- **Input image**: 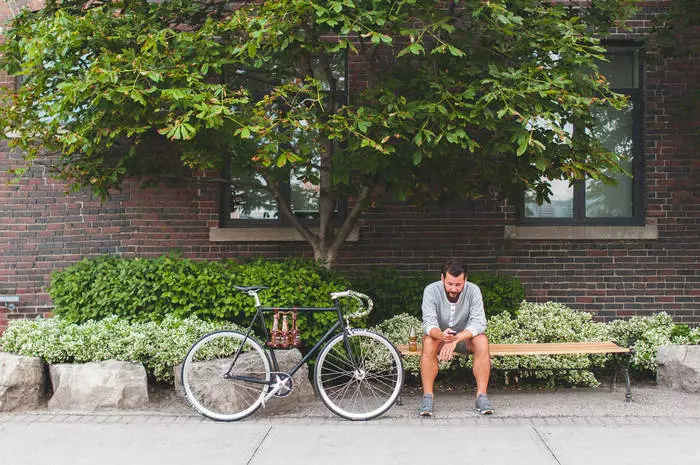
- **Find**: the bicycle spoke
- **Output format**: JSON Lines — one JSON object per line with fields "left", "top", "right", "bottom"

{"left": 182, "top": 331, "right": 270, "bottom": 422}
{"left": 316, "top": 331, "right": 403, "bottom": 420}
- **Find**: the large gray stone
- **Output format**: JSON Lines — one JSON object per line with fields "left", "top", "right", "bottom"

{"left": 49, "top": 360, "right": 149, "bottom": 411}
{"left": 656, "top": 345, "right": 700, "bottom": 393}
{"left": 176, "top": 348, "right": 315, "bottom": 415}
{"left": 0, "top": 352, "right": 47, "bottom": 411}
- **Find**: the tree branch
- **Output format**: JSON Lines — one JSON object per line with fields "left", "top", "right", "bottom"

{"left": 329, "top": 182, "right": 374, "bottom": 254}
{"left": 263, "top": 172, "right": 319, "bottom": 247}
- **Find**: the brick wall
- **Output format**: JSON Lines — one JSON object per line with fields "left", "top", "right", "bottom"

{"left": 1, "top": 1, "right": 699, "bottom": 331}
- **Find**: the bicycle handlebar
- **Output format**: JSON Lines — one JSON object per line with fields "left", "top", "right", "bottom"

{"left": 331, "top": 290, "right": 374, "bottom": 320}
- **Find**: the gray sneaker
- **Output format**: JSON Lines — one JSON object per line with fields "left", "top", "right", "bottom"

{"left": 475, "top": 394, "right": 494, "bottom": 415}
{"left": 419, "top": 394, "right": 434, "bottom": 417}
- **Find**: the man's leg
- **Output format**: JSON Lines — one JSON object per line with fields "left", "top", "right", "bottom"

{"left": 469, "top": 334, "right": 494, "bottom": 415}
{"left": 470, "top": 334, "right": 491, "bottom": 396}
{"left": 420, "top": 334, "right": 442, "bottom": 395}
{"left": 418, "top": 335, "right": 442, "bottom": 416}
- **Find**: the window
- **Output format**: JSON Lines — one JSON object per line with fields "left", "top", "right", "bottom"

{"left": 220, "top": 54, "right": 347, "bottom": 227}
{"left": 520, "top": 45, "right": 644, "bottom": 226}
{"left": 222, "top": 167, "right": 325, "bottom": 223}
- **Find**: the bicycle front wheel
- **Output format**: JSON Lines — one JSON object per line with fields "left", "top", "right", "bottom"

{"left": 315, "top": 329, "right": 403, "bottom": 420}
{"left": 181, "top": 330, "right": 271, "bottom": 421}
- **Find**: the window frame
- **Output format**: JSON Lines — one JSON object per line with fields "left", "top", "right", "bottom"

{"left": 219, "top": 53, "right": 350, "bottom": 229}
{"left": 517, "top": 41, "right": 646, "bottom": 227}
{"left": 219, "top": 165, "right": 348, "bottom": 228}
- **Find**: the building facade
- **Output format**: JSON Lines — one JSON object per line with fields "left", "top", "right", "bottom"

{"left": 1, "top": 1, "right": 699, "bottom": 331}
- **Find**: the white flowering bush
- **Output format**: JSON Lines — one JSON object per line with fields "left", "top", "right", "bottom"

{"left": 372, "top": 313, "right": 424, "bottom": 377}
{"left": 0, "top": 315, "right": 238, "bottom": 383}
{"left": 484, "top": 301, "right": 609, "bottom": 387}
{"left": 693, "top": 327, "right": 700, "bottom": 344}
{"left": 374, "top": 302, "right": 610, "bottom": 387}
{"left": 604, "top": 312, "right": 686, "bottom": 372}
{"left": 371, "top": 313, "right": 456, "bottom": 377}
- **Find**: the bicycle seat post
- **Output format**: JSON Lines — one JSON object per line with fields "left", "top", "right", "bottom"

{"left": 247, "top": 290, "right": 262, "bottom": 307}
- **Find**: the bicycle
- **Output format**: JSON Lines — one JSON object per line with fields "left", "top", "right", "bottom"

{"left": 181, "top": 286, "right": 404, "bottom": 421}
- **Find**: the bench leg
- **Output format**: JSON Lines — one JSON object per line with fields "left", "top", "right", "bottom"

{"left": 624, "top": 350, "right": 634, "bottom": 402}
{"left": 612, "top": 352, "right": 633, "bottom": 402}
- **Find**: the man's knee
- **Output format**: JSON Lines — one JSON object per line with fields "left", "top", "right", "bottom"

{"left": 420, "top": 335, "right": 440, "bottom": 359}
{"left": 470, "top": 333, "right": 490, "bottom": 356}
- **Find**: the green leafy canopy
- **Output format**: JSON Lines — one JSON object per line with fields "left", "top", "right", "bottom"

{"left": 1, "top": 0, "right": 636, "bottom": 264}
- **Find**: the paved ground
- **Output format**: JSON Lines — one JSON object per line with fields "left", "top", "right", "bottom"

{"left": 1, "top": 383, "right": 699, "bottom": 465}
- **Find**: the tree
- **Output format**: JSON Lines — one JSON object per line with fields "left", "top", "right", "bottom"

{"left": 1, "top": 0, "right": 635, "bottom": 266}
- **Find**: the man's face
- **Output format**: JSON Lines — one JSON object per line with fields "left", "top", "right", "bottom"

{"left": 442, "top": 272, "right": 466, "bottom": 303}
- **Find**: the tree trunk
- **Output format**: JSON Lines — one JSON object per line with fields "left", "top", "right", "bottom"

{"left": 265, "top": 173, "right": 374, "bottom": 269}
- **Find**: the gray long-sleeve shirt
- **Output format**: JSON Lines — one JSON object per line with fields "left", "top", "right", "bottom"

{"left": 421, "top": 280, "right": 487, "bottom": 337}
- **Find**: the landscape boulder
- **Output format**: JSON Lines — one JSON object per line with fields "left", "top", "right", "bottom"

{"left": 0, "top": 352, "right": 47, "bottom": 411}
{"left": 175, "top": 348, "right": 315, "bottom": 415}
{"left": 656, "top": 345, "right": 700, "bottom": 393}
{"left": 49, "top": 360, "right": 149, "bottom": 411}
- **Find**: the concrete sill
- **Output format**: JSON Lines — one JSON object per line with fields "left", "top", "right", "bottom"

{"left": 504, "top": 225, "right": 658, "bottom": 241}
{"left": 209, "top": 226, "right": 360, "bottom": 242}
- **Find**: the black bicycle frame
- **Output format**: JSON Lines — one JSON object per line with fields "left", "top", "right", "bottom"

{"left": 225, "top": 299, "right": 355, "bottom": 385}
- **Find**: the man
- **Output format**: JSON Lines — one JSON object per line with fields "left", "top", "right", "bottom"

{"left": 419, "top": 259, "right": 494, "bottom": 416}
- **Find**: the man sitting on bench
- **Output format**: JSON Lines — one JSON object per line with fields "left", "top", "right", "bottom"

{"left": 419, "top": 259, "right": 494, "bottom": 416}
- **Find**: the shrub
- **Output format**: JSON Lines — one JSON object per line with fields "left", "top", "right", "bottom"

{"left": 605, "top": 312, "right": 682, "bottom": 372}
{"left": 669, "top": 323, "right": 700, "bottom": 345}
{"left": 469, "top": 272, "right": 526, "bottom": 319}
{"left": 349, "top": 267, "right": 525, "bottom": 325}
{"left": 692, "top": 327, "right": 700, "bottom": 345}
{"left": 0, "top": 315, "right": 238, "bottom": 383}
{"left": 350, "top": 269, "right": 434, "bottom": 326}
{"left": 373, "top": 301, "right": 609, "bottom": 386}
{"left": 48, "top": 255, "right": 352, "bottom": 349}
{"left": 484, "top": 301, "right": 609, "bottom": 387}
{"left": 371, "top": 313, "right": 443, "bottom": 377}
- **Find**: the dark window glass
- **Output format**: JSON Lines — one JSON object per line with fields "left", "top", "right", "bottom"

{"left": 521, "top": 46, "right": 644, "bottom": 226}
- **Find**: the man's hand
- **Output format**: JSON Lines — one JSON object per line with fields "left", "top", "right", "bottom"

{"left": 438, "top": 341, "right": 457, "bottom": 361}
{"left": 442, "top": 328, "right": 459, "bottom": 343}
{"left": 437, "top": 328, "right": 459, "bottom": 361}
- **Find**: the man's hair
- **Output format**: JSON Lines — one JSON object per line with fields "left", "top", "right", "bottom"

{"left": 441, "top": 259, "right": 467, "bottom": 278}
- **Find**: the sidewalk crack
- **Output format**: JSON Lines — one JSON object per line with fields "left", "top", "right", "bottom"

{"left": 530, "top": 424, "right": 562, "bottom": 465}
{"left": 246, "top": 425, "right": 273, "bottom": 465}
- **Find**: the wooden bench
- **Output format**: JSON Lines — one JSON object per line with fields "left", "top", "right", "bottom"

{"left": 397, "top": 341, "right": 633, "bottom": 401}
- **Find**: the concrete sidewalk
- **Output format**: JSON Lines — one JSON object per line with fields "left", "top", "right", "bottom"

{"left": 1, "top": 385, "right": 699, "bottom": 465}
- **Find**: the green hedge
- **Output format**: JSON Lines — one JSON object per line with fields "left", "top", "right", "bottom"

{"left": 49, "top": 255, "right": 352, "bottom": 347}
{"left": 349, "top": 268, "right": 525, "bottom": 325}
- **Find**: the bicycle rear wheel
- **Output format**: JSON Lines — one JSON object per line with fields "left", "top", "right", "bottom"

{"left": 315, "top": 329, "right": 403, "bottom": 420}
{"left": 181, "top": 330, "right": 270, "bottom": 421}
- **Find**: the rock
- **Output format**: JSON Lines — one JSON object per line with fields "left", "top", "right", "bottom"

{"left": 49, "top": 360, "right": 149, "bottom": 411}
{"left": 0, "top": 352, "right": 47, "bottom": 411}
{"left": 176, "top": 348, "right": 315, "bottom": 416}
{"left": 656, "top": 345, "right": 700, "bottom": 393}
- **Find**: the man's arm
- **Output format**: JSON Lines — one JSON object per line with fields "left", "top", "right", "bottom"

{"left": 464, "top": 284, "right": 487, "bottom": 337}
{"left": 421, "top": 284, "right": 441, "bottom": 337}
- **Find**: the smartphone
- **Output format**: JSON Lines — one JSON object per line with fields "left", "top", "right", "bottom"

{"left": 447, "top": 329, "right": 457, "bottom": 335}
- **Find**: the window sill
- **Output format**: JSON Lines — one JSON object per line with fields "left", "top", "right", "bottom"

{"left": 504, "top": 224, "right": 658, "bottom": 240}
{"left": 209, "top": 226, "right": 360, "bottom": 242}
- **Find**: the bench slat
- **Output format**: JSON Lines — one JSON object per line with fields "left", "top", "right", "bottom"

{"left": 398, "top": 342, "right": 630, "bottom": 356}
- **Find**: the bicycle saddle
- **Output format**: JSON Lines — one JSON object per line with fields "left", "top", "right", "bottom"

{"left": 233, "top": 285, "right": 269, "bottom": 293}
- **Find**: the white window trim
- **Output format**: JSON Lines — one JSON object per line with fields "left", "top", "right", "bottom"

{"left": 210, "top": 225, "right": 360, "bottom": 242}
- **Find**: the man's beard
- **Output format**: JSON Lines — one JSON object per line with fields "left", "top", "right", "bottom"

{"left": 444, "top": 286, "right": 461, "bottom": 303}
